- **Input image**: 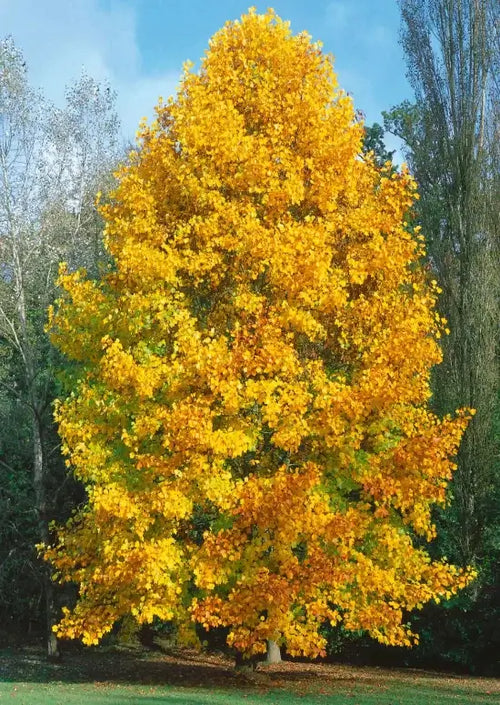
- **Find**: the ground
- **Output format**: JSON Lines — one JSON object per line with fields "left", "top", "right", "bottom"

{"left": 0, "top": 645, "right": 498, "bottom": 704}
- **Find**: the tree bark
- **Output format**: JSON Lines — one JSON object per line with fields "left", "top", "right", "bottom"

{"left": 266, "top": 639, "right": 282, "bottom": 664}
{"left": 32, "top": 403, "right": 60, "bottom": 660}
{"left": 234, "top": 650, "right": 258, "bottom": 671}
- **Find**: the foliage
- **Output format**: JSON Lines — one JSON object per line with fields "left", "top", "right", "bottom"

{"left": 0, "top": 394, "right": 39, "bottom": 630}
{"left": 386, "top": 0, "right": 500, "bottom": 566}
{"left": 362, "top": 123, "right": 395, "bottom": 168}
{"left": 0, "top": 36, "right": 121, "bottom": 651}
{"left": 46, "top": 9, "right": 474, "bottom": 658}
{"left": 379, "top": 0, "right": 500, "bottom": 674}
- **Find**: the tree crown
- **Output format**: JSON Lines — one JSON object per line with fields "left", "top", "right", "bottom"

{"left": 46, "top": 8, "right": 474, "bottom": 656}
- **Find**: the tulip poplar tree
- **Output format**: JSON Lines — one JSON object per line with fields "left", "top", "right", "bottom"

{"left": 45, "top": 9, "right": 475, "bottom": 658}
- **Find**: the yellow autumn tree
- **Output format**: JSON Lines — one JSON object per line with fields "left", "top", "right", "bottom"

{"left": 45, "top": 8, "right": 475, "bottom": 657}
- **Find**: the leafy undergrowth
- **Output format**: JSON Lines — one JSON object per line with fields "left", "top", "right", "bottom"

{"left": 0, "top": 646, "right": 498, "bottom": 704}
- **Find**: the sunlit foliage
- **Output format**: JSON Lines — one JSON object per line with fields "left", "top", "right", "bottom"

{"left": 45, "top": 9, "right": 474, "bottom": 657}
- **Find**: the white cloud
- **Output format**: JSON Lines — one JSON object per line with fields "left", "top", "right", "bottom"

{"left": 0, "top": 0, "right": 180, "bottom": 141}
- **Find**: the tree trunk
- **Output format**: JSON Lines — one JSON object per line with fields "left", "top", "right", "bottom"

{"left": 45, "top": 579, "right": 60, "bottom": 660}
{"left": 32, "top": 407, "right": 60, "bottom": 660}
{"left": 234, "top": 650, "right": 258, "bottom": 671}
{"left": 266, "top": 639, "right": 282, "bottom": 664}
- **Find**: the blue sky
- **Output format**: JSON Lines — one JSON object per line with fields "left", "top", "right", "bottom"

{"left": 0, "top": 0, "right": 412, "bottom": 151}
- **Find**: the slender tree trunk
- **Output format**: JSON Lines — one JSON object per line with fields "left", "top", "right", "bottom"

{"left": 44, "top": 573, "right": 60, "bottom": 659}
{"left": 32, "top": 411, "right": 59, "bottom": 659}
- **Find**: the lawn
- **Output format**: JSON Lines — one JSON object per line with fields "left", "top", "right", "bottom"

{"left": 0, "top": 647, "right": 498, "bottom": 704}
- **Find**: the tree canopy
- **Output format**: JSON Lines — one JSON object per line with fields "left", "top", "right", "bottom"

{"left": 46, "top": 9, "right": 474, "bottom": 658}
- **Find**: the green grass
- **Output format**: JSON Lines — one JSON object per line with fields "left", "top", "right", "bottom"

{"left": 0, "top": 680, "right": 497, "bottom": 704}
{"left": 0, "top": 647, "right": 497, "bottom": 704}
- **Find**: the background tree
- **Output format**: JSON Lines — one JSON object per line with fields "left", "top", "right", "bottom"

{"left": 362, "top": 122, "right": 395, "bottom": 168}
{"left": 0, "top": 36, "right": 121, "bottom": 655}
{"left": 383, "top": 0, "right": 500, "bottom": 672}
{"left": 47, "top": 9, "right": 473, "bottom": 660}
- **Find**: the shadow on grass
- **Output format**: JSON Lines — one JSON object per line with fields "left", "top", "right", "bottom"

{"left": 0, "top": 647, "right": 376, "bottom": 689}
{"left": 0, "top": 647, "right": 497, "bottom": 705}
{"left": 0, "top": 647, "right": 245, "bottom": 688}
